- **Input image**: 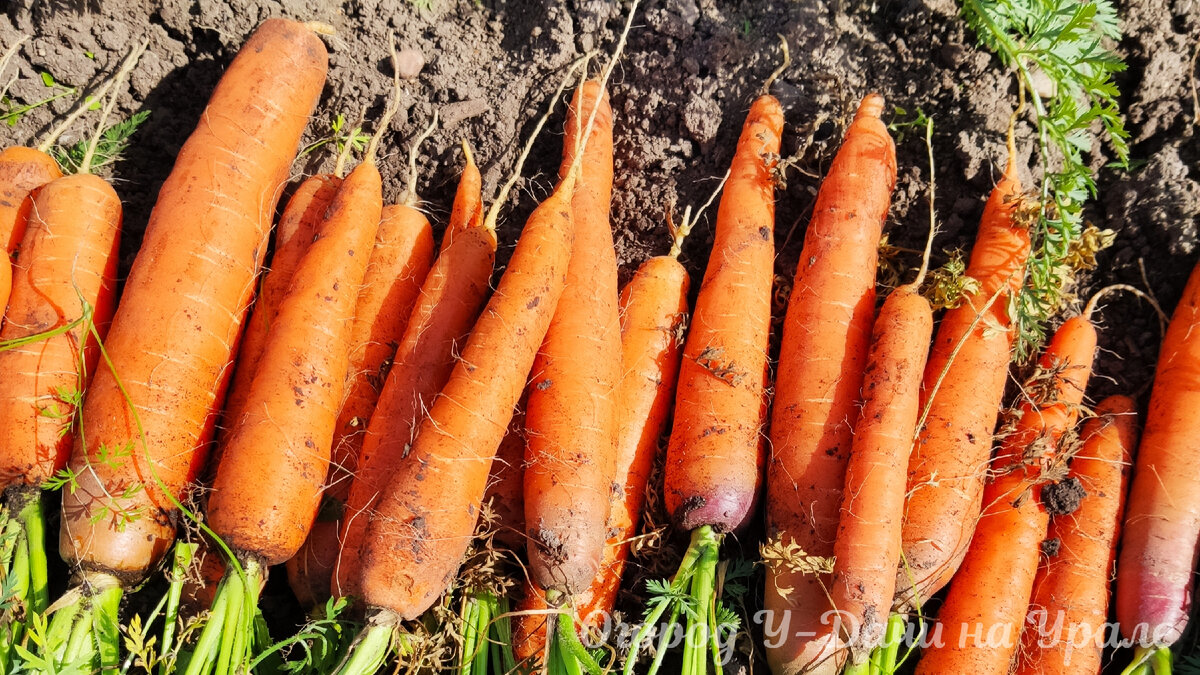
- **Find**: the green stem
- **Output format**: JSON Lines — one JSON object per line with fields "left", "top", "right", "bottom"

{"left": 181, "top": 583, "right": 231, "bottom": 675}
{"left": 91, "top": 582, "right": 124, "bottom": 674}
{"left": 683, "top": 527, "right": 720, "bottom": 675}
{"left": 460, "top": 593, "right": 481, "bottom": 675}
{"left": 1150, "top": 646, "right": 1172, "bottom": 675}
{"left": 213, "top": 569, "right": 246, "bottom": 675}
{"left": 645, "top": 601, "right": 681, "bottom": 675}
{"left": 333, "top": 612, "right": 396, "bottom": 675}
{"left": 871, "top": 613, "right": 907, "bottom": 675}
{"left": 123, "top": 591, "right": 169, "bottom": 675}
{"left": 160, "top": 542, "right": 197, "bottom": 675}
{"left": 15, "top": 494, "right": 48, "bottom": 615}
{"left": 845, "top": 659, "right": 871, "bottom": 675}
{"left": 45, "top": 593, "right": 82, "bottom": 663}
{"left": 555, "top": 607, "right": 603, "bottom": 675}
{"left": 492, "top": 595, "right": 515, "bottom": 675}
{"left": 472, "top": 594, "right": 491, "bottom": 675}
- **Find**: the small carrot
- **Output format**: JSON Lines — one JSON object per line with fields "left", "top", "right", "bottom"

{"left": 898, "top": 149, "right": 1030, "bottom": 608}
{"left": 330, "top": 139, "right": 492, "bottom": 601}
{"left": 1117, "top": 259, "right": 1200, "bottom": 664}
{"left": 1015, "top": 395, "right": 1137, "bottom": 675}
{"left": 288, "top": 117, "right": 439, "bottom": 607}
{"left": 761, "top": 92, "right": 897, "bottom": 675}
{"left": 915, "top": 312, "right": 1097, "bottom": 675}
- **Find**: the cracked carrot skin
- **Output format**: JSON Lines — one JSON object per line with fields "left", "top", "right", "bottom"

{"left": 763, "top": 94, "right": 896, "bottom": 675}
{"left": 0, "top": 174, "right": 121, "bottom": 492}
{"left": 221, "top": 174, "right": 342, "bottom": 439}
{"left": 1016, "top": 395, "right": 1137, "bottom": 675}
{"left": 0, "top": 147, "right": 63, "bottom": 321}
{"left": 897, "top": 159, "right": 1029, "bottom": 608}
{"left": 514, "top": 253, "right": 690, "bottom": 664}
{"left": 664, "top": 93, "right": 782, "bottom": 536}
{"left": 358, "top": 184, "right": 574, "bottom": 621}
{"left": 287, "top": 202, "right": 434, "bottom": 606}
{"left": 524, "top": 80, "right": 622, "bottom": 596}
{"left": 828, "top": 283, "right": 932, "bottom": 665}
{"left": 916, "top": 315, "right": 1097, "bottom": 675}
{"left": 1117, "top": 260, "right": 1200, "bottom": 649}
{"left": 332, "top": 151, "right": 493, "bottom": 601}
{"left": 207, "top": 160, "right": 382, "bottom": 567}
{"left": 58, "top": 18, "right": 328, "bottom": 578}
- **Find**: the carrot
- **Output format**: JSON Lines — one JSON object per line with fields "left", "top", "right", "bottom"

{"left": 831, "top": 279, "right": 935, "bottom": 675}
{"left": 1015, "top": 395, "right": 1137, "bottom": 675}
{"left": 288, "top": 115, "right": 440, "bottom": 607}
{"left": 52, "top": 17, "right": 325, "bottom": 668}
{"left": 514, "top": 211, "right": 693, "bottom": 669}
{"left": 915, "top": 313, "right": 1097, "bottom": 675}
{"left": 1117, "top": 259, "right": 1200, "bottom": 665}
{"left": 898, "top": 152, "right": 1030, "bottom": 607}
{"left": 483, "top": 403, "right": 528, "bottom": 553}
{"left": 524, "top": 78, "right": 622, "bottom": 604}
{"left": 330, "top": 140, "right": 492, "bottom": 601}
{"left": 627, "top": 48, "right": 785, "bottom": 675}
{"left": 761, "top": 92, "right": 897, "bottom": 675}
{"left": 220, "top": 173, "right": 342, "bottom": 438}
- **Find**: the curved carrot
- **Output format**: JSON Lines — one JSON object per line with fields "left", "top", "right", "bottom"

{"left": 58, "top": 18, "right": 327, "bottom": 579}
{"left": 0, "top": 174, "right": 122, "bottom": 493}
{"left": 762, "top": 93, "right": 896, "bottom": 675}
{"left": 0, "top": 147, "right": 64, "bottom": 320}
{"left": 898, "top": 157, "right": 1030, "bottom": 607}
{"left": 524, "top": 79, "right": 622, "bottom": 596}
{"left": 828, "top": 283, "right": 932, "bottom": 667}
{"left": 916, "top": 314, "right": 1097, "bottom": 675}
{"left": 221, "top": 174, "right": 342, "bottom": 437}
{"left": 1117, "top": 260, "right": 1200, "bottom": 650}
{"left": 1016, "top": 395, "right": 1137, "bottom": 675}
{"left": 331, "top": 146, "right": 493, "bottom": 600}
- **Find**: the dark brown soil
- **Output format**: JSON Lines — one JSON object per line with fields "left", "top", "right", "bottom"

{"left": 3, "top": 0, "right": 1198, "bottom": 670}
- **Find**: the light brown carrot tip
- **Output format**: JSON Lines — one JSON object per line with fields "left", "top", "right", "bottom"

{"left": 760, "top": 34, "right": 791, "bottom": 96}
{"left": 856, "top": 93, "right": 886, "bottom": 121}
{"left": 305, "top": 21, "right": 336, "bottom": 36}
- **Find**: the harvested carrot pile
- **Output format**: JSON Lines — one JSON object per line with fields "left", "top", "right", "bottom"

{"left": 0, "top": 1, "right": 1197, "bottom": 673}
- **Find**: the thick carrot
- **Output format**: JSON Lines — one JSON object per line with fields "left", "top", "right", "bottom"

{"left": 58, "top": 19, "right": 327, "bottom": 578}
{"left": 288, "top": 202, "right": 435, "bottom": 606}
{"left": 0, "top": 174, "right": 122, "bottom": 493}
{"left": 760, "top": 93, "right": 895, "bottom": 675}
{"left": 1117, "top": 260, "right": 1200, "bottom": 653}
{"left": 221, "top": 174, "right": 342, "bottom": 435}
{"left": 898, "top": 156, "right": 1030, "bottom": 607}
{"left": 524, "top": 79, "right": 622, "bottom": 597}
{"left": 515, "top": 241, "right": 691, "bottom": 664}
{"left": 206, "top": 158, "right": 382, "bottom": 567}
{"left": 829, "top": 282, "right": 933, "bottom": 668}
{"left": 331, "top": 144, "right": 492, "bottom": 600}
{"left": 915, "top": 314, "right": 1097, "bottom": 675}
{"left": 1015, "top": 395, "right": 1137, "bottom": 675}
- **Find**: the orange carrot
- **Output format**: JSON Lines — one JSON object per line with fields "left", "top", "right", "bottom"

{"left": 58, "top": 19, "right": 327, "bottom": 580}
{"left": 915, "top": 314, "right": 1097, "bottom": 675}
{"left": 763, "top": 93, "right": 896, "bottom": 675}
{"left": 331, "top": 142, "right": 492, "bottom": 600}
{"left": 514, "top": 232, "right": 691, "bottom": 665}
{"left": 0, "top": 174, "right": 122, "bottom": 493}
{"left": 0, "top": 147, "right": 64, "bottom": 319}
{"left": 524, "top": 79, "right": 622, "bottom": 597}
{"left": 1117, "top": 260, "right": 1200, "bottom": 654}
{"left": 221, "top": 174, "right": 342, "bottom": 435}
{"left": 898, "top": 156, "right": 1030, "bottom": 607}
{"left": 1016, "top": 395, "right": 1137, "bottom": 675}
{"left": 483, "top": 404, "right": 527, "bottom": 553}
{"left": 829, "top": 282, "right": 933, "bottom": 667}
{"left": 206, "top": 156, "right": 382, "bottom": 567}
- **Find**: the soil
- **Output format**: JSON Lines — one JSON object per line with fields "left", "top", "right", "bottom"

{"left": 2, "top": 0, "right": 1198, "bottom": 671}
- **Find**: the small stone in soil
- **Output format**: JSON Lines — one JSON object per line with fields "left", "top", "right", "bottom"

{"left": 394, "top": 48, "right": 425, "bottom": 79}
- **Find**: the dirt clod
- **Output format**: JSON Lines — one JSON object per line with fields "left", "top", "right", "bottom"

{"left": 1043, "top": 476, "right": 1086, "bottom": 517}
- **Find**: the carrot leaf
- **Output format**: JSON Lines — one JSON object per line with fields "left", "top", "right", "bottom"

{"left": 960, "top": 0, "right": 1129, "bottom": 358}
{"left": 51, "top": 109, "right": 150, "bottom": 175}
